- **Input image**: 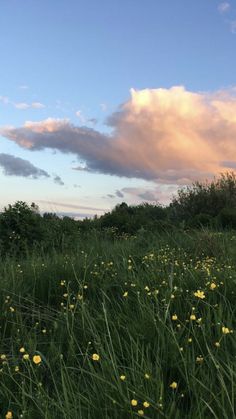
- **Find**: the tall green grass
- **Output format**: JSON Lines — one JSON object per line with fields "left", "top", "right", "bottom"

{"left": 0, "top": 230, "right": 235, "bottom": 418}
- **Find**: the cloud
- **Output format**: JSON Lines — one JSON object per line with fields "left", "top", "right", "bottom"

{"left": 0, "top": 153, "right": 50, "bottom": 179}
{"left": 53, "top": 174, "right": 64, "bottom": 186}
{"left": 0, "top": 96, "right": 9, "bottom": 104}
{"left": 19, "top": 85, "right": 29, "bottom": 90}
{"left": 230, "top": 20, "right": 236, "bottom": 33}
{"left": 121, "top": 185, "right": 178, "bottom": 204}
{"left": 2, "top": 86, "right": 236, "bottom": 184}
{"left": 39, "top": 200, "right": 107, "bottom": 212}
{"left": 100, "top": 103, "right": 107, "bottom": 112}
{"left": 116, "top": 190, "right": 124, "bottom": 198}
{"left": 14, "top": 102, "right": 45, "bottom": 110}
{"left": 218, "top": 2, "right": 230, "bottom": 13}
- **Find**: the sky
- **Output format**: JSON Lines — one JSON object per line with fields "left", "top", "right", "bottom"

{"left": 1, "top": 0, "right": 236, "bottom": 218}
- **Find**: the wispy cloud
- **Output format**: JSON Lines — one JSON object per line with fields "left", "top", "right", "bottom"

{"left": 0, "top": 153, "right": 50, "bottom": 179}
{"left": 218, "top": 2, "right": 230, "bottom": 13}
{"left": 39, "top": 200, "right": 107, "bottom": 212}
{"left": 0, "top": 96, "right": 9, "bottom": 104}
{"left": 2, "top": 86, "right": 236, "bottom": 184}
{"left": 14, "top": 102, "right": 45, "bottom": 110}
{"left": 53, "top": 174, "right": 64, "bottom": 186}
{"left": 230, "top": 20, "right": 236, "bottom": 33}
{"left": 119, "top": 185, "right": 178, "bottom": 204}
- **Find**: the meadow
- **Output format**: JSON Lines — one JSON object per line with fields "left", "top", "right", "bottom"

{"left": 0, "top": 229, "right": 235, "bottom": 418}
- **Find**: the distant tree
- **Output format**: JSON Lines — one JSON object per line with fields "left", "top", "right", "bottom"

{"left": 0, "top": 201, "right": 43, "bottom": 255}
{"left": 169, "top": 172, "right": 236, "bottom": 224}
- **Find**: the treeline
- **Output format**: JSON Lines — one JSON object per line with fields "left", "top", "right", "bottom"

{"left": 1, "top": 172, "right": 236, "bottom": 255}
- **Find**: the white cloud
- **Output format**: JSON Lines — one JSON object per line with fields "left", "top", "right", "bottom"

{"left": 218, "top": 2, "right": 230, "bottom": 13}
{"left": 19, "top": 85, "right": 29, "bottom": 90}
{"left": 230, "top": 20, "right": 236, "bottom": 33}
{"left": 14, "top": 102, "right": 45, "bottom": 110}
{"left": 14, "top": 102, "right": 30, "bottom": 109}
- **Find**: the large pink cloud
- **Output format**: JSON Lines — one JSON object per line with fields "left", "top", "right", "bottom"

{"left": 1, "top": 86, "right": 236, "bottom": 184}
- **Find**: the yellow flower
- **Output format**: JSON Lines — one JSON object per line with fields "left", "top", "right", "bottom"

{"left": 172, "top": 314, "right": 178, "bottom": 321}
{"left": 169, "top": 381, "right": 177, "bottom": 389}
{"left": 23, "top": 354, "right": 29, "bottom": 360}
{"left": 188, "top": 338, "right": 192, "bottom": 343}
{"left": 138, "top": 410, "right": 144, "bottom": 416}
{"left": 144, "top": 373, "right": 150, "bottom": 379}
{"left": 190, "top": 314, "right": 196, "bottom": 321}
{"left": 15, "top": 366, "right": 19, "bottom": 372}
{"left": 196, "top": 356, "right": 204, "bottom": 363}
{"left": 123, "top": 291, "right": 128, "bottom": 298}
{"left": 5, "top": 412, "right": 13, "bottom": 419}
{"left": 91, "top": 353, "right": 100, "bottom": 361}
{"left": 0, "top": 354, "right": 6, "bottom": 360}
{"left": 131, "top": 399, "right": 138, "bottom": 406}
{"left": 120, "top": 375, "right": 126, "bottom": 381}
{"left": 222, "top": 326, "right": 231, "bottom": 334}
{"left": 19, "top": 347, "right": 25, "bottom": 353}
{"left": 194, "top": 290, "right": 205, "bottom": 299}
{"left": 210, "top": 282, "right": 217, "bottom": 290}
{"left": 143, "top": 401, "right": 150, "bottom": 408}
{"left": 215, "top": 342, "right": 220, "bottom": 347}
{"left": 33, "top": 355, "right": 42, "bottom": 364}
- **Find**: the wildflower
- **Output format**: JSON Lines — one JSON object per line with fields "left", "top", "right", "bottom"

{"left": 215, "top": 342, "right": 220, "bottom": 347}
{"left": 210, "top": 282, "right": 217, "bottom": 290}
{"left": 190, "top": 314, "right": 196, "bottom": 321}
{"left": 23, "top": 354, "right": 29, "bottom": 360}
{"left": 169, "top": 381, "right": 177, "bottom": 389}
{"left": 5, "top": 412, "right": 13, "bottom": 419}
{"left": 144, "top": 286, "right": 150, "bottom": 291}
{"left": 172, "top": 314, "right": 178, "bottom": 321}
{"left": 144, "top": 373, "right": 150, "bottom": 379}
{"left": 194, "top": 290, "right": 205, "bottom": 299}
{"left": 143, "top": 401, "right": 150, "bottom": 408}
{"left": 69, "top": 304, "right": 75, "bottom": 309}
{"left": 1, "top": 354, "right": 7, "bottom": 360}
{"left": 188, "top": 338, "right": 192, "bottom": 343}
{"left": 42, "top": 329, "right": 47, "bottom": 334}
{"left": 120, "top": 375, "right": 126, "bottom": 381}
{"left": 19, "top": 347, "right": 25, "bottom": 353}
{"left": 138, "top": 410, "right": 144, "bottom": 416}
{"left": 33, "top": 355, "right": 42, "bottom": 365}
{"left": 222, "top": 326, "right": 232, "bottom": 334}
{"left": 15, "top": 366, "right": 19, "bottom": 372}
{"left": 131, "top": 399, "right": 138, "bottom": 406}
{"left": 196, "top": 356, "right": 204, "bottom": 363}
{"left": 9, "top": 306, "right": 15, "bottom": 312}
{"left": 91, "top": 353, "right": 100, "bottom": 361}
{"left": 123, "top": 291, "right": 128, "bottom": 298}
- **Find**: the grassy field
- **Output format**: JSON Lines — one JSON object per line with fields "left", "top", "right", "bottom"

{"left": 0, "top": 229, "right": 235, "bottom": 418}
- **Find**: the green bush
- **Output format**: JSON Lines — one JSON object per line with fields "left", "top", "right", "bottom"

{"left": 0, "top": 201, "right": 44, "bottom": 255}
{"left": 218, "top": 207, "right": 236, "bottom": 229}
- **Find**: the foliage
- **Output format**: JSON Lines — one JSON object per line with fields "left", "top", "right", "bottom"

{"left": 170, "top": 171, "right": 236, "bottom": 223}
{"left": 0, "top": 231, "right": 235, "bottom": 418}
{"left": 0, "top": 201, "right": 43, "bottom": 255}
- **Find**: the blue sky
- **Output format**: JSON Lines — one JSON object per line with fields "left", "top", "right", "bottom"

{"left": 1, "top": 0, "right": 236, "bottom": 217}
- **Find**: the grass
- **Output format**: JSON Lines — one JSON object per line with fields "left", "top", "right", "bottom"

{"left": 0, "top": 229, "right": 235, "bottom": 418}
